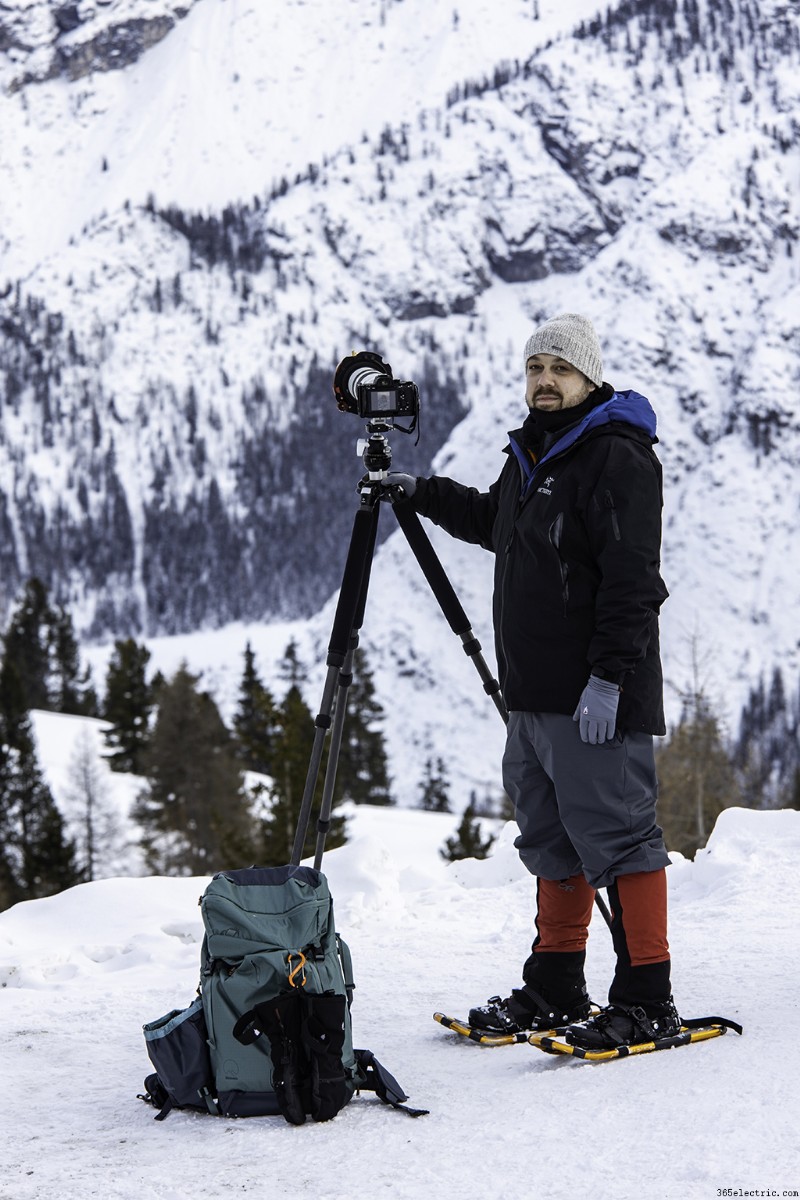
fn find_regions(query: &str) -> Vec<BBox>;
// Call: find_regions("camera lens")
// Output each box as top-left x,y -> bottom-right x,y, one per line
333,351 -> 393,415
346,364 -> 386,400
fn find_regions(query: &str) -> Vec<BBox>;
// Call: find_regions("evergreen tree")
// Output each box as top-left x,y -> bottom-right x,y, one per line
734,667 -> 799,808
20,778 -> 82,899
0,645 -> 30,753
440,801 -> 496,862
417,755 -> 452,812
788,768 -> 800,811
334,647 -> 393,806
102,638 -> 155,774
2,577 -> 54,711
233,642 -> 279,777
277,638 -> 307,689
133,664 -> 254,875
0,658 -> 82,908
50,607 -> 98,716
260,678 -> 346,866
1,656 -> 31,908
0,843 -> 19,912
498,790 -> 516,820
2,579 -> 96,717
0,738 -> 24,910
467,786 -> 514,819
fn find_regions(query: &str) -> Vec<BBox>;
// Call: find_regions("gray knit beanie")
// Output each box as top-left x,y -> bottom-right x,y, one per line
523,313 -> 603,387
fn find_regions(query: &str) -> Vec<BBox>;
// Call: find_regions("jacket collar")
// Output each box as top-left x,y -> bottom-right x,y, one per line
507,390 -> 658,493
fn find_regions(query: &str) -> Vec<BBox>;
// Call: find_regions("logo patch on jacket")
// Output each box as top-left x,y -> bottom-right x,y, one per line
538,475 -> 556,496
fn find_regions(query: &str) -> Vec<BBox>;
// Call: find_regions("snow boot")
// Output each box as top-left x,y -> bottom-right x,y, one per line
468,987 -> 591,1034
469,950 -> 591,1034
469,878 -> 596,1034
564,997 -> 681,1050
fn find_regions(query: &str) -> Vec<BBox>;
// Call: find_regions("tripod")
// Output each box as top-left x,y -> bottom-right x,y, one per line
290,425 -> 505,867
290,425 -> 612,930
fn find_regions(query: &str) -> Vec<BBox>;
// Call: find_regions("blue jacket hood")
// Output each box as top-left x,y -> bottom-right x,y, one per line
508,389 -> 658,491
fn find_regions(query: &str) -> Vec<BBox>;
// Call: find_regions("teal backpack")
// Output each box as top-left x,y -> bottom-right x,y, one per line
141,863 -> 424,1125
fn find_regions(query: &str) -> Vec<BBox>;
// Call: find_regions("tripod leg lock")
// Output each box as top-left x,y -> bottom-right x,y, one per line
315,713 -> 332,731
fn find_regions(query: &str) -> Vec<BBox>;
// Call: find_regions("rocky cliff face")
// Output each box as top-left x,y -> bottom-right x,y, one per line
2,0 -> 193,90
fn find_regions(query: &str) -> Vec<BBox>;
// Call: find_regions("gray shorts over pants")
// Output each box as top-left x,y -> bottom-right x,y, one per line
502,711 -> 670,890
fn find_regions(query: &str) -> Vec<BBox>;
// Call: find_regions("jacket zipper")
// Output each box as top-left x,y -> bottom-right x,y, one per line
498,527 -> 515,681
605,490 -> 621,541
548,513 -> 569,616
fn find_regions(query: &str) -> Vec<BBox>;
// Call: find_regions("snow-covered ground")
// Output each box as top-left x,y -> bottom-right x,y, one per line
1,803 -> 798,1200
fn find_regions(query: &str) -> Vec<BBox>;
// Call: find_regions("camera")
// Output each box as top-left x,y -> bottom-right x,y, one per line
333,351 -> 420,425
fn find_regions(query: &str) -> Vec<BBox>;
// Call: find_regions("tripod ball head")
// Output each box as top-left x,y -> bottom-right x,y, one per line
358,431 -> 393,476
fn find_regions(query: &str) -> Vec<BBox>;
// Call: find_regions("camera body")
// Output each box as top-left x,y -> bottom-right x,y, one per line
356,376 -> 419,420
334,351 -> 420,424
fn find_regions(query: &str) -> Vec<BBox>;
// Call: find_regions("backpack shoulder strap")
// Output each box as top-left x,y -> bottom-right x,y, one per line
336,933 -> 355,1006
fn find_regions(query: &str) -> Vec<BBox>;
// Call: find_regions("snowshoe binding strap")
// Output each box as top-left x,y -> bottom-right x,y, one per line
682,1015 -> 743,1036
613,1004 -> 659,1045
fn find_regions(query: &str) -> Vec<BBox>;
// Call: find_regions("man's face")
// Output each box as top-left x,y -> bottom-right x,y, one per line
525,354 -> 594,411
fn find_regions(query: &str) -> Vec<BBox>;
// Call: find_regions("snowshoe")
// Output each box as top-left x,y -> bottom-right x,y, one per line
565,999 -> 682,1051
529,1008 -> 742,1062
433,1011 -> 532,1046
434,989 -> 596,1047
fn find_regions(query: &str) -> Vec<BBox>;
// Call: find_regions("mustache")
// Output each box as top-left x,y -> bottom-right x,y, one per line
534,386 -> 562,399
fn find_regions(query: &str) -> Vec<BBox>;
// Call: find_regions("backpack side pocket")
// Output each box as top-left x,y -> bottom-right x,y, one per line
142,997 -> 216,1117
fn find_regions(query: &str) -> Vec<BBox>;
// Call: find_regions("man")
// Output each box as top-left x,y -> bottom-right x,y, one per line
387,313 -> 678,1050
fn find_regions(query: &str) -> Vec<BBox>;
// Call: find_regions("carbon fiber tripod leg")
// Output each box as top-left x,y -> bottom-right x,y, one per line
391,501 -> 507,723
290,496 -> 380,867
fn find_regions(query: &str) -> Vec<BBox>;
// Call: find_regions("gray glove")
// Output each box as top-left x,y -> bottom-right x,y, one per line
573,675 -> 620,744
381,472 -> 417,501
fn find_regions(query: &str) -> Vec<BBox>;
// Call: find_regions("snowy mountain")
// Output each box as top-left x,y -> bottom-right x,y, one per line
2,0 -> 800,800
1,800 -> 798,1200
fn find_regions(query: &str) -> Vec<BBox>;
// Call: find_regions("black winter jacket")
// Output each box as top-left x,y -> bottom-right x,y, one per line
411,389 -> 669,735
